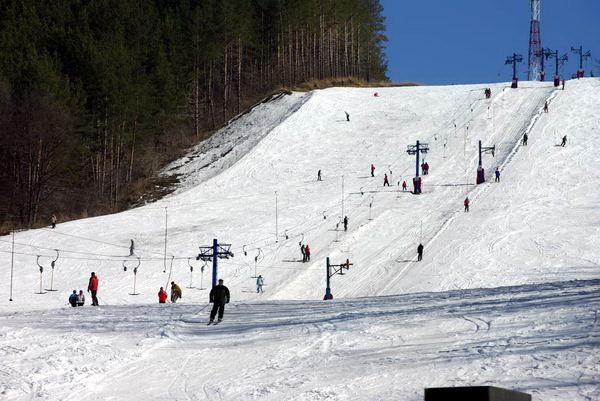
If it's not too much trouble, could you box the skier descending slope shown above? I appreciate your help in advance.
[208,279,230,324]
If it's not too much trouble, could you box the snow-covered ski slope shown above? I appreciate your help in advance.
[5,79,599,307]
[1,79,599,400]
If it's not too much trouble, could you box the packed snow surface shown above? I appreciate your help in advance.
[1,78,599,400]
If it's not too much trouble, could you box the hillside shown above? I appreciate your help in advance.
[0,78,599,400]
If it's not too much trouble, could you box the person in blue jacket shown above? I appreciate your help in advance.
[495,168,500,182]
[69,290,78,307]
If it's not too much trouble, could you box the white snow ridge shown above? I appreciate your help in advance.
[1,79,599,400]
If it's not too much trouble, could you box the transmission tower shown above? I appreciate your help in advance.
[528,0,542,81]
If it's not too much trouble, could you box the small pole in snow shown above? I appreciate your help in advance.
[275,191,278,243]
[9,229,14,301]
[163,207,168,273]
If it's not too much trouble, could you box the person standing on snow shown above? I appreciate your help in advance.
[464,197,470,212]
[129,239,135,256]
[51,214,57,229]
[88,272,99,306]
[562,80,565,90]
[402,181,407,191]
[170,281,182,303]
[77,290,85,306]
[345,111,350,122]
[256,275,264,293]
[317,170,322,181]
[522,133,528,146]
[158,287,168,303]
[417,243,424,261]
[371,164,376,177]
[300,243,306,262]
[383,173,390,187]
[561,135,567,147]
[424,162,430,175]
[209,279,230,324]
[305,244,311,262]
[343,216,348,231]
[543,101,548,113]
[495,168,500,182]
[69,290,78,307]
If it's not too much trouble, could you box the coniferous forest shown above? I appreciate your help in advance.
[0,0,387,230]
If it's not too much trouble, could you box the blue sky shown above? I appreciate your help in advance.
[381,0,600,84]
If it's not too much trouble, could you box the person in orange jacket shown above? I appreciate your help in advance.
[158,287,168,303]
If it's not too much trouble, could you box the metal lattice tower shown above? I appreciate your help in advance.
[528,0,542,81]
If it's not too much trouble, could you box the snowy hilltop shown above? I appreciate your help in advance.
[1,78,599,400]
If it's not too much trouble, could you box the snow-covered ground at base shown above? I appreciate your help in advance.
[1,78,599,400]
[1,279,599,400]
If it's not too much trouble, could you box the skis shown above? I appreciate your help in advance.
[207,320,222,326]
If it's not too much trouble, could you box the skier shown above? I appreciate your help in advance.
[208,279,230,324]
[69,290,78,307]
[561,135,567,147]
[345,111,350,122]
[51,214,57,229]
[543,101,548,113]
[416,243,424,261]
[129,239,135,256]
[305,244,311,262]
[464,196,470,212]
[371,164,376,177]
[158,287,168,303]
[402,180,407,191]
[562,80,565,90]
[170,281,182,303]
[87,272,99,306]
[424,162,430,175]
[77,290,85,306]
[494,168,500,182]
[317,170,322,181]
[383,173,390,187]
[522,133,528,146]
[256,275,264,293]
[421,162,426,175]
[300,243,306,262]
[343,216,348,231]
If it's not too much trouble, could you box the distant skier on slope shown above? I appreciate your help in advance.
[402,180,407,191]
[256,275,264,293]
[170,281,182,303]
[300,243,306,262]
[343,216,348,231]
[158,287,168,303]
[88,272,99,306]
[129,239,135,256]
[209,279,230,324]
[423,162,430,175]
[345,111,350,122]
[561,135,567,147]
[417,243,424,261]
[51,214,57,229]
[304,244,311,262]
[562,80,565,90]
[543,101,548,113]
[383,173,390,187]
[317,170,322,181]
[371,164,376,177]
[464,197,470,212]
[522,133,528,146]
[495,168,501,182]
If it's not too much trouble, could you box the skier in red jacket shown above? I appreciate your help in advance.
[464,197,470,212]
[304,244,311,262]
[402,180,407,191]
[87,272,99,306]
[158,287,168,303]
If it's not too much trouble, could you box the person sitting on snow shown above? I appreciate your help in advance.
[69,290,78,307]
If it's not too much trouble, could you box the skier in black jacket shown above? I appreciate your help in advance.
[209,279,230,324]
[417,243,424,261]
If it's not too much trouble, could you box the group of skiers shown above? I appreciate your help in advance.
[421,161,430,175]
[300,242,311,262]
[68,272,99,307]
